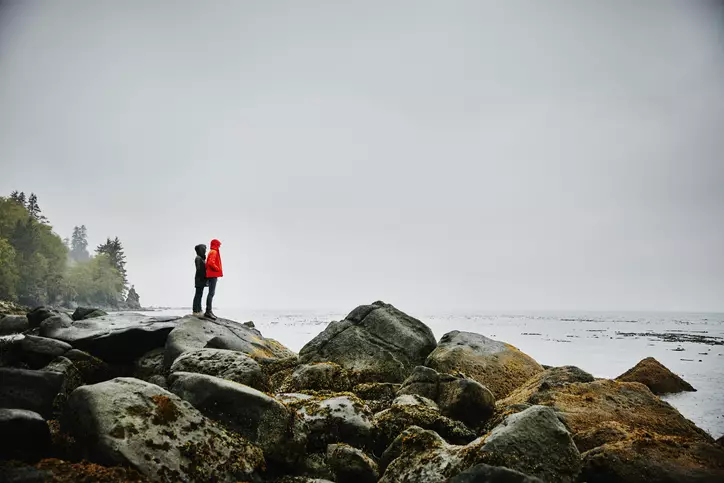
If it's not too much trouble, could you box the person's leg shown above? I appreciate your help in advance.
[205,277,217,314]
[192,286,203,314]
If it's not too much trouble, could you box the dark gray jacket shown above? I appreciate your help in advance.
[194,244,207,288]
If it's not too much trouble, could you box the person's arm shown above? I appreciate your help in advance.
[207,250,221,272]
[195,257,205,278]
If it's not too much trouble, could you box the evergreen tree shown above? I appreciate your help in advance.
[9,191,26,206]
[96,236,128,292]
[26,193,48,223]
[70,225,90,262]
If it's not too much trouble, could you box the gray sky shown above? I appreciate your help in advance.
[1,0,723,312]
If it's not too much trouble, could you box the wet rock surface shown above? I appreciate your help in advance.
[299,301,437,383]
[0,409,51,462]
[425,330,543,399]
[479,405,581,483]
[399,365,495,428]
[327,443,379,483]
[164,315,294,369]
[40,313,180,364]
[170,348,266,390]
[616,356,696,394]
[0,367,65,418]
[62,377,265,482]
[169,371,306,467]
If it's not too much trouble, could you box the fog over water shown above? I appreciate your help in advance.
[1,1,723,312]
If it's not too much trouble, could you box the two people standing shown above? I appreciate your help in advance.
[192,239,223,320]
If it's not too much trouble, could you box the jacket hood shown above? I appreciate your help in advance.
[194,244,207,256]
[210,239,221,250]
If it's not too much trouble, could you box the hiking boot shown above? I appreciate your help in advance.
[192,311,203,317]
[204,311,217,320]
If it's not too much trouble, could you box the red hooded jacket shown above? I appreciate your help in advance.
[205,239,223,278]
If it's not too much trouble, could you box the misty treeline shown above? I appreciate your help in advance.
[0,191,131,308]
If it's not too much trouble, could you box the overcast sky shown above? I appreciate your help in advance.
[1,1,723,312]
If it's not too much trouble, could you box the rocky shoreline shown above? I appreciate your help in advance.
[1,301,723,482]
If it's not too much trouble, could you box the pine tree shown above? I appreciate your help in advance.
[70,225,90,262]
[26,193,48,223]
[96,236,128,292]
[10,191,26,206]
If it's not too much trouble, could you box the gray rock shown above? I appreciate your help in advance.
[133,347,167,387]
[170,348,266,390]
[0,409,50,462]
[616,357,696,395]
[71,307,108,321]
[299,301,437,383]
[285,362,351,392]
[40,312,180,364]
[0,314,29,335]
[353,382,401,413]
[63,349,114,385]
[169,371,305,467]
[373,401,477,453]
[42,356,83,415]
[481,405,581,483]
[392,393,439,409]
[399,365,495,427]
[426,331,543,399]
[282,393,374,451]
[0,367,64,418]
[327,444,379,483]
[448,463,544,483]
[17,335,72,368]
[38,312,72,332]
[62,377,265,482]
[164,315,295,369]
[379,426,478,483]
[26,307,61,329]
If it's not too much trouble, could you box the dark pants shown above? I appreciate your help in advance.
[192,286,205,313]
[206,277,218,312]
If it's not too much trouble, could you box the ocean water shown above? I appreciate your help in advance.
[155,308,724,439]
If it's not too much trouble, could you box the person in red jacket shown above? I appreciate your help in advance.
[204,239,223,320]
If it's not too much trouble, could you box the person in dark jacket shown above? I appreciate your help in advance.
[192,244,207,316]
[204,239,223,320]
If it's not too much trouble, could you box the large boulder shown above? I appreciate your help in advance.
[497,368,713,452]
[13,335,72,369]
[40,312,181,364]
[71,307,108,321]
[170,348,266,390]
[281,393,374,451]
[449,463,544,483]
[327,443,379,483]
[62,377,264,482]
[580,436,724,483]
[425,331,543,399]
[379,426,478,482]
[169,371,305,467]
[479,405,581,483]
[133,347,168,388]
[373,397,477,453]
[164,315,294,369]
[0,367,64,418]
[299,301,437,384]
[0,409,51,462]
[616,357,696,395]
[26,306,61,329]
[0,314,29,335]
[399,365,495,428]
